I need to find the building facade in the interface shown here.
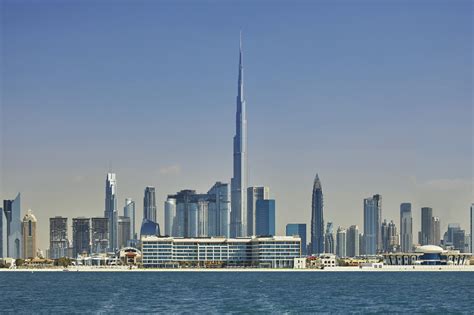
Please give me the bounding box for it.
[286,224,307,256]
[72,217,91,257]
[432,216,441,246]
[346,225,359,257]
[247,186,270,236]
[364,194,382,255]
[324,222,335,254]
[230,34,248,238]
[141,235,301,268]
[164,198,176,236]
[91,217,109,254]
[383,245,471,266]
[3,193,22,259]
[311,174,324,255]
[420,207,433,245]
[336,227,346,258]
[471,204,473,254]
[124,198,136,240]
[207,182,230,237]
[118,216,131,249]
[144,186,157,223]
[22,210,37,259]
[400,203,413,252]
[255,199,275,236]
[49,216,68,259]
[104,173,118,252]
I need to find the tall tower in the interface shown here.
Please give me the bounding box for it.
[144,187,157,223]
[230,32,248,238]
[400,203,413,252]
[311,174,324,254]
[22,209,37,259]
[104,173,117,252]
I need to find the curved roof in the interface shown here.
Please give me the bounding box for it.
[22,209,37,222]
[415,245,444,254]
[140,219,160,237]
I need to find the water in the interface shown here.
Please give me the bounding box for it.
[1,271,473,313]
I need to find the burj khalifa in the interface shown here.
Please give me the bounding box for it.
[230,33,247,237]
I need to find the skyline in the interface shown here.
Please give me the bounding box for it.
[1,1,473,249]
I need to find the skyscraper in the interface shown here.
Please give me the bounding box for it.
[400,203,413,252]
[164,198,177,236]
[324,222,335,254]
[124,198,136,240]
[363,194,382,255]
[144,186,157,223]
[255,199,275,236]
[230,33,248,238]
[22,209,37,259]
[91,217,109,254]
[3,193,22,259]
[208,182,230,237]
[420,207,433,245]
[286,224,307,256]
[117,216,131,248]
[336,227,346,258]
[471,204,473,254]
[432,216,441,246]
[104,173,118,251]
[346,225,360,257]
[247,186,270,236]
[72,217,91,257]
[0,206,4,258]
[49,216,68,259]
[311,174,324,255]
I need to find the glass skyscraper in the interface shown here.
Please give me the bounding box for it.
[346,225,360,257]
[311,174,324,255]
[247,186,270,236]
[471,204,473,254]
[72,217,91,258]
[400,203,413,252]
[143,186,157,223]
[3,193,22,259]
[286,223,307,256]
[91,217,109,254]
[255,199,275,236]
[124,198,136,240]
[49,216,68,259]
[104,173,118,251]
[363,194,382,255]
[420,207,433,245]
[324,222,335,254]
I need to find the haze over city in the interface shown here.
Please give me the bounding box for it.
[2,0,472,250]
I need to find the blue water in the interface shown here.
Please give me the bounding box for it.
[1,271,473,313]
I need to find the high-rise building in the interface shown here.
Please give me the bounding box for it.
[124,198,136,240]
[104,173,118,251]
[432,216,441,246]
[364,194,382,255]
[3,193,22,258]
[247,186,270,236]
[311,174,324,255]
[207,182,230,237]
[144,186,157,223]
[255,199,275,236]
[0,206,4,258]
[49,216,68,259]
[346,225,360,257]
[286,224,307,256]
[452,229,466,252]
[470,204,473,254]
[164,198,177,236]
[230,34,248,238]
[443,223,461,247]
[420,207,433,245]
[400,203,413,252]
[117,216,131,249]
[336,227,346,258]
[22,210,37,259]
[324,222,335,254]
[72,217,91,257]
[91,217,109,254]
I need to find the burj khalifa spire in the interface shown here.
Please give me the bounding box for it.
[230,32,247,237]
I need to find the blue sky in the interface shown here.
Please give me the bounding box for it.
[1,0,472,248]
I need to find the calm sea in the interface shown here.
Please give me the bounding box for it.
[1,271,473,313]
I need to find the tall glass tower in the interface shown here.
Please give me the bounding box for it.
[104,173,117,252]
[144,187,157,223]
[311,174,324,255]
[230,33,247,238]
[400,203,413,252]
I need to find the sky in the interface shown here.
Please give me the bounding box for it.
[1,0,472,250]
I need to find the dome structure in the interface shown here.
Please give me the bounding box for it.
[415,245,444,254]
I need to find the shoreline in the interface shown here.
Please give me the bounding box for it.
[1,265,474,272]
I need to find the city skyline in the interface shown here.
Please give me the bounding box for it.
[2,1,472,250]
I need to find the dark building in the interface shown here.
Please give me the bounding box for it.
[72,217,90,257]
[286,224,307,256]
[91,217,109,254]
[49,216,68,259]
[311,174,324,255]
[255,199,275,236]
[420,207,433,245]
[144,186,157,223]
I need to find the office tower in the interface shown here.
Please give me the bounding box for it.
[255,199,275,236]
[443,223,461,247]
[359,233,365,256]
[104,173,118,251]
[388,220,398,251]
[470,204,473,253]
[164,198,177,236]
[49,216,68,259]
[432,216,441,246]
[452,229,466,252]
[400,203,413,252]
[72,217,90,257]
[124,198,136,240]
[420,207,433,245]
[336,227,346,258]
[0,206,4,258]
[117,216,131,248]
[311,174,324,255]
[230,33,248,238]
[286,224,307,256]
[247,186,270,236]
[3,193,22,258]
[208,182,230,237]
[144,186,157,223]
[346,225,360,257]
[324,222,335,254]
[364,194,382,255]
[22,210,37,259]
[381,220,389,252]
[169,190,205,238]
[91,217,109,254]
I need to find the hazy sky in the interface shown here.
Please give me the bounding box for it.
[1,0,472,250]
